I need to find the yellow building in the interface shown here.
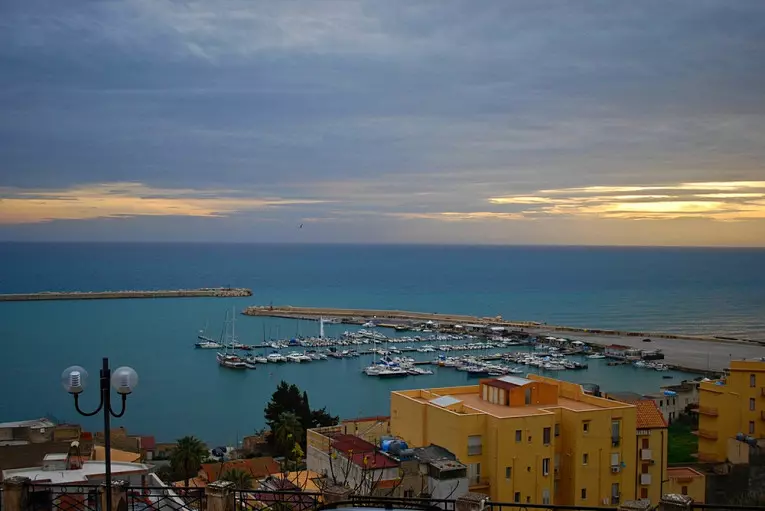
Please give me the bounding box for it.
[697,360,765,462]
[632,401,668,503]
[391,375,637,506]
[666,467,705,503]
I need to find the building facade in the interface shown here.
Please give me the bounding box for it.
[390,375,638,506]
[632,400,667,503]
[697,360,765,462]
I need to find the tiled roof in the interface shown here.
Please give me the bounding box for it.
[635,400,667,429]
[331,434,376,454]
[201,457,280,482]
[348,451,399,470]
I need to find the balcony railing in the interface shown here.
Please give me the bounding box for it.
[467,476,490,488]
[696,429,719,440]
[698,406,719,417]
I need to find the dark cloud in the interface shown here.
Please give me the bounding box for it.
[0,0,764,243]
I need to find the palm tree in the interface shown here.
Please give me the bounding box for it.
[220,468,254,490]
[170,436,208,488]
[274,412,304,456]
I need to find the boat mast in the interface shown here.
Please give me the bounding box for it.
[319,318,325,339]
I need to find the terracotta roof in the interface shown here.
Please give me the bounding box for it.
[635,400,667,429]
[92,446,141,463]
[331,434,376,454]
[667,467,704,479]
[201,457,280,482]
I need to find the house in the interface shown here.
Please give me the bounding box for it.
[666,467,705,503]
[0,418,57,445]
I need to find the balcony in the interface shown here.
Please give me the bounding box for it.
[698,406,719,417]
[640,473,652,486]
[696,429,718,440]
[640,449,652,461]
[468,476,491,489]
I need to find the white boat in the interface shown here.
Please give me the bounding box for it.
[587,353,606,359]
[267,353,287,363]
[196,340,222,349]
[362,321,376,328]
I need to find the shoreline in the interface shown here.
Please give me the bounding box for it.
[242,305,765,373]
[0,287,252,302]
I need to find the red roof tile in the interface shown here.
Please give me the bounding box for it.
[201,457,280,482]
[331,434,376,454]
[635,400,667,429]
[349,452,399,470]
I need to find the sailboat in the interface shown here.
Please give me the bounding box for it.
[216,309,252,369]
[195,320,222,348]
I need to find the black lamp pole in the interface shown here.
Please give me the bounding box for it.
[71,357,128,511]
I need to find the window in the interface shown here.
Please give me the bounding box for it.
[611,420,621,446]
[751,398,756,411]
[659,400,663,407]
[526,496,531,504]
[581,488,587,500]
[611,483,620,504]
[749,421,755,435]
[467,435,482,456]
[467,462,481,484]
[505,466,512,479]
[543,427,551,445]
[542,489,550,505]
[542,457,550,476]
[640,488,648,499]
[681,486,688,495]
[583,421,590,433]
[524,387,532,405]
[515,429,522,442]
[641,438,649,449]
[514,492,521,503]
[610,453,620,468]
[404,490,414,498]
[751,374,756,388]
[554,423,560,437]
[582,453,589,465]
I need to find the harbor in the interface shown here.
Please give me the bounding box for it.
[0,287,252,302]
[241,305,765,374]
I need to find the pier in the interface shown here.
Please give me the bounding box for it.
[0,287,252,302]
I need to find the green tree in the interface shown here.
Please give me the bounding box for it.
[274,412,304,455]
[264,380,339,453]
[170,436,208,488]
[220,468,254,489]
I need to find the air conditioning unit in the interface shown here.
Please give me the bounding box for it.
[611,466,621,473]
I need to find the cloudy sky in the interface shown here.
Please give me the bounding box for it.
[1,1,764,245]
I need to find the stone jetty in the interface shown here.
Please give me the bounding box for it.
[0,287,252,302]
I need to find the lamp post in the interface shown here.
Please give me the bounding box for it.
[61,358,138,511]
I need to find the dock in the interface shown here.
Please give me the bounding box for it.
[0,287,252,302]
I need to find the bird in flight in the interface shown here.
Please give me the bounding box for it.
[299,224,303,229]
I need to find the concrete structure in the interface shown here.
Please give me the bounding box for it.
[0,418,56,445]
[307,431,400,496]
[339,416,391,445]
[666,468,705,503]
[607,381,700,425]
[697,359,765,462]
[390,375,638,506]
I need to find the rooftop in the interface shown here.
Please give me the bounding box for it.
[331,434,377,454]
[635,400,667,429]
[200,457,280,482]
[607,391,644,404]
[0,418,56,430]
[2,460,150,484]
[667,467,704,479]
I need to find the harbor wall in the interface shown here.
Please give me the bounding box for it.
[0,287,252,302]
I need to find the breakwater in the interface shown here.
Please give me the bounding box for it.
[241,305,717,342]
[0,287,252,302]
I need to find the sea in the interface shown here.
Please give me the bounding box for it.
[0,242,763,446]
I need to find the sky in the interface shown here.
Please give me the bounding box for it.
[1,1,764,246]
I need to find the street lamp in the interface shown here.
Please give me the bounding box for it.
[62,358,138,511]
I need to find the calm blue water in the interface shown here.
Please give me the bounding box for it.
[0,243,763,445]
